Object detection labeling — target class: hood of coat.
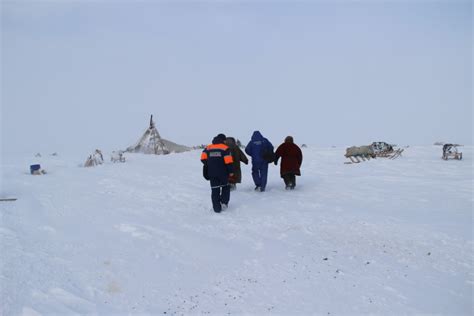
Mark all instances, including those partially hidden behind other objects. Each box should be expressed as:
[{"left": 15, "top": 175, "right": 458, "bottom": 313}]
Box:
[
  {"left": 251, "top": 131, "right": 264, "bottom": 141},
  {"left": 225, "top": 137, "right": 237, "bottom": 148}
]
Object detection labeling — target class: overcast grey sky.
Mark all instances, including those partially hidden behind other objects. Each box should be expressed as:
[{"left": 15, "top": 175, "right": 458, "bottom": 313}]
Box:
[{"left": 1, "top": 0, "right": 472, "bottom": 154}]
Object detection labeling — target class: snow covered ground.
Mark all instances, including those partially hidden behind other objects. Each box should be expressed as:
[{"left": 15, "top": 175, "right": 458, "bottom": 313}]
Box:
[{"left": 1, "top": 146, "right": 472, "bottom": 315}]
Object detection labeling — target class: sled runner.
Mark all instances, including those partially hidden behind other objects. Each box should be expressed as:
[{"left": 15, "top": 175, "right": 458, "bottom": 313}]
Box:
[{"left": 388, "top": 148, "right": 404, "bottom": 159}]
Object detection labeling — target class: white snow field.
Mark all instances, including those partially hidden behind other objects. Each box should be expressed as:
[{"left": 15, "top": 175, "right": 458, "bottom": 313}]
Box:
[{"left": 1, "top": 146, "right": 472, "bottom": 315}]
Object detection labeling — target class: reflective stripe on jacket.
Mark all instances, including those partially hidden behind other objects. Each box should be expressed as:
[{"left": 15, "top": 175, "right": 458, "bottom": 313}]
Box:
[{"left": 201, "top": 143, "right": 234, "bottom": 181}]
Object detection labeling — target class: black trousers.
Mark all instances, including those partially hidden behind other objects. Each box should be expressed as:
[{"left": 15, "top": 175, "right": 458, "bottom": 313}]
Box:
[
  {"left": 282, "top": 173, "right": 296, "bottom": 188},
  {"left": 210, "top": 178, "right": 230, "bottom": 212}
]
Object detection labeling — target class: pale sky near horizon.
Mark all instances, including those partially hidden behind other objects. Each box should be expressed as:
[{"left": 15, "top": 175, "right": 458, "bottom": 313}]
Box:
[{"left": 1, "top": 0, "right": 472, "bottom": 154}]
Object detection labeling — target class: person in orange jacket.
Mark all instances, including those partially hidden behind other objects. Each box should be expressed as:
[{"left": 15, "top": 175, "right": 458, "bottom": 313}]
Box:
[{"left": 201, "top": 133, "right": 234, "bottom": 213}]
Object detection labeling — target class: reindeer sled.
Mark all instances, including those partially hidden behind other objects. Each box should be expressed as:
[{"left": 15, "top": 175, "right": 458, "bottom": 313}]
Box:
[
  {"left": 344, "top": 142, "right": 404, "bottom": 164},
  {"left": 442, "top": 144, "right": 462, "bottom": 160},
  {"left": 371, "top": 142, "right": 404, "bottom": 160}
]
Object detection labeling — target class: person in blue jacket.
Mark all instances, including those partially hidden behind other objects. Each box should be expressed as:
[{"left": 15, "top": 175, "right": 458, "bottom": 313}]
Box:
[
  {"left": 245, "top": 131, "right": 274, "bottom": 192},
  {"left": 201, "top": 133, "right": 235, "bottom": 213}
]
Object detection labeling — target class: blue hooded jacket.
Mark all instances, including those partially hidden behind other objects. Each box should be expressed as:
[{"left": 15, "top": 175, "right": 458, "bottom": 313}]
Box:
[{"left": 245, "top": 131, "right": 274, "bottom": 164}]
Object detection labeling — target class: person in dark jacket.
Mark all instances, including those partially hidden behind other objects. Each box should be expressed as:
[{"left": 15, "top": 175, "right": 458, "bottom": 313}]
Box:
[
  {"left": 274, "top": 136, "right": 303, "bottom": 190},
  {"left": 201, "top": 133, "right": 234, "bottom": 213},
  {"left": 245, "top": 131, "right": 274, "bottom": 192},
  {"left": 225, "top": 137, "right": 249, "bottom": 191}
]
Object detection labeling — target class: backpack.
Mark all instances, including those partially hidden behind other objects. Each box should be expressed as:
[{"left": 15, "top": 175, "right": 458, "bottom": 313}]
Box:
[{"left": 261, "top": 146, "right": 275, "bottom": 163}]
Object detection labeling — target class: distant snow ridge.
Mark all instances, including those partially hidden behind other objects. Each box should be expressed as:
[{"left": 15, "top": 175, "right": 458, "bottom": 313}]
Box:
[{"left": 126, "top": 115, "right": 190, "bottom": 154}]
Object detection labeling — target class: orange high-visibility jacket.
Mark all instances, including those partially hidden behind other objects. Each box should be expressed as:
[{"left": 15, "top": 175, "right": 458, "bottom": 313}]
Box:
[{"left": 201, "top": 142, "right": 234, "bottom": 181}]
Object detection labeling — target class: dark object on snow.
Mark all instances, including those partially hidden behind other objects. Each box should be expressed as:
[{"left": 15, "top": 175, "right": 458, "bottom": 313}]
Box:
[
  {"left": 0, "top": 198, "right": 17, "bottom": 202},
  {"left": 30, "top": 164, "right": 41, "bottom": 174},
  {"left": 442, "top": 144, "right": 462, "bottom": 160},
  {"left": 30, "top": 164, "right": 46, "bottom": 175}
]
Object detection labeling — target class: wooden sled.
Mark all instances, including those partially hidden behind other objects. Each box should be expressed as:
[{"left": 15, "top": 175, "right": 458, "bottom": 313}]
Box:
[
  {"left": 374, "top": 148, "right": 404, "bottom": 159},
  {"left": 442, "top": 144, "right": 462, "bottom": 160},
  {"left": 345, "top": 149, "right": 404, "bottom": 164}
]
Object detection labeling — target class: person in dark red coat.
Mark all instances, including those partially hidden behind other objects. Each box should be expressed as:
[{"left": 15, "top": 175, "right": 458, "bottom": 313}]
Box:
[{"left": 274, "top": 136, "right": 303, "bottom": 190}]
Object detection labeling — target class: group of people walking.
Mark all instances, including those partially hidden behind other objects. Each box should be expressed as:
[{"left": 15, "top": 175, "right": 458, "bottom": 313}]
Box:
[{"left": 200, "top": 131, "right": 303, "bottom": 213}]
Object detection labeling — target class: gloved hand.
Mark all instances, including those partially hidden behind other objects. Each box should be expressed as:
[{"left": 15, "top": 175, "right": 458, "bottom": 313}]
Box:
[
  {"left": 228, "top": 173, "right": 236, "bottom": 183},
  {"left": 274, "top": 159, "right": 278, "bottom": 166}
]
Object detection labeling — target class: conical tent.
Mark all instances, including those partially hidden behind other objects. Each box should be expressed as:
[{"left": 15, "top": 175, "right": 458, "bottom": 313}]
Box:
[
  {"left": 126, "top": 115, "right": 170, "bottom": 154},
  {"left": 126, "top": 115, "right": 190, "bottom": 154}
]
